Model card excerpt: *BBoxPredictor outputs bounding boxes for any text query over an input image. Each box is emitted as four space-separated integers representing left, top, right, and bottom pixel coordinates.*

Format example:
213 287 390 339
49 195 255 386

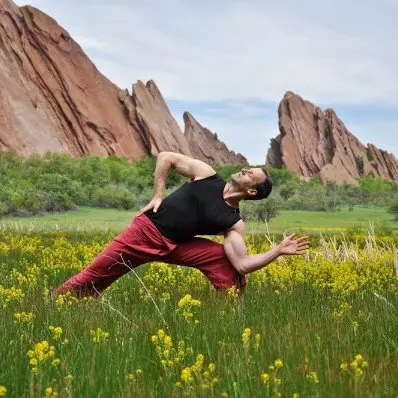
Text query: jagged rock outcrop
120 81 191 157
184 112 248 166
0 0 193 160
266 92 398 184
0 0 147 159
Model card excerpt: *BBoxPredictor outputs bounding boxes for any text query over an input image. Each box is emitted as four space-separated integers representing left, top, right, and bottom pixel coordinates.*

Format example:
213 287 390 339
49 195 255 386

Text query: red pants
53 214 246 297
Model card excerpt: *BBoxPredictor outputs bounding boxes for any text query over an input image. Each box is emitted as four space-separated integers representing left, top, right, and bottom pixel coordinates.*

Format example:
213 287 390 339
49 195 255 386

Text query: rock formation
0 0 147 160
266 92 398 184
1 0 244 165
120 81 191 157
183 112 248 166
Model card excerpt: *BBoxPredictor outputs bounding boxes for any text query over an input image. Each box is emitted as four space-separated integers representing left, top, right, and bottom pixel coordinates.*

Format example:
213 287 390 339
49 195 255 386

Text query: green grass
0 207 135 232
0 231 397 397
268 207 398 233
0 206 396 234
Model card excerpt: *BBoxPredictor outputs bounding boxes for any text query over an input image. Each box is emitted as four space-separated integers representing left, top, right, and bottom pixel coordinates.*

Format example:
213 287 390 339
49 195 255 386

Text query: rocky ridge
266 92 398 184
183 112 248 166
0 0 243 165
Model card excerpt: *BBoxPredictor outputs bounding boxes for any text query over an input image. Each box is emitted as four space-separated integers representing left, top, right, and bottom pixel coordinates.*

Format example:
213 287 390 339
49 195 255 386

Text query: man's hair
245 167 273 201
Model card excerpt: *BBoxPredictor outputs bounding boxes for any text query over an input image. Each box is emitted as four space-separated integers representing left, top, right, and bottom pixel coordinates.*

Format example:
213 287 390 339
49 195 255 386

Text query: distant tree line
0 152 397 219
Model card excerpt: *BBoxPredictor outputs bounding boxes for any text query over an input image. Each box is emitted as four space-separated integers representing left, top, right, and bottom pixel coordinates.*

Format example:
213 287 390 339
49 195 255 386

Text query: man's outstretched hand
277 234 310 255
136 197 163 216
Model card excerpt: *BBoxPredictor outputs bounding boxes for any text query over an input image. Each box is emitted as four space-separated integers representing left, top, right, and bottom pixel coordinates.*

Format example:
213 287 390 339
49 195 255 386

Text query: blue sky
15 0 398 164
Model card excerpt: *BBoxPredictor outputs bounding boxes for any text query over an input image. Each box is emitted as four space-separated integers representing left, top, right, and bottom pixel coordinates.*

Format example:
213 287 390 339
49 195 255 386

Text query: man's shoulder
226 219 245 235
192 172 220 182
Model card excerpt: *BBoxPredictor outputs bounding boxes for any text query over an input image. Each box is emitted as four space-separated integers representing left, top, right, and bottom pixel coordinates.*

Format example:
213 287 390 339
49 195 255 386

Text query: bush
215 165 242 181
91 185 136 209
374 220 394 235
1 151 397 216
0 201 8 216
241 197 281 222
268 167 299 186
278 181 299 201
388 200 398 221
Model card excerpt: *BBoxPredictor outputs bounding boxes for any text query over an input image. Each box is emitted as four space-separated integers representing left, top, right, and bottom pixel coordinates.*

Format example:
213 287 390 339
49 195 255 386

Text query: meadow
0 208 398 397
1 206 397 234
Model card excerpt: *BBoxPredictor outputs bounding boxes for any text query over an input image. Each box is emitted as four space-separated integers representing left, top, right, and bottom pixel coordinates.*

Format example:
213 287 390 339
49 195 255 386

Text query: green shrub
374 220 393 236
1 151 397 216
91 185 136 210
0 201 8 216
388 200 398 221
241 197 281 222
215 165 242 181
267 166 299 186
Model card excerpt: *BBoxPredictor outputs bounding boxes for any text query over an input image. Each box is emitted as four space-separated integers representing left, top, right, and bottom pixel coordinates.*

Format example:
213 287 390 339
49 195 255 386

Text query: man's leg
164 238 246 291
52 214 176 298
52 238 142 297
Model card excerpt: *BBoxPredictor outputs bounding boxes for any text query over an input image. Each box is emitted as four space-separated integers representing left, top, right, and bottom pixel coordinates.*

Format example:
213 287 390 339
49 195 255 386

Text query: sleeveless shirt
145 174 241 242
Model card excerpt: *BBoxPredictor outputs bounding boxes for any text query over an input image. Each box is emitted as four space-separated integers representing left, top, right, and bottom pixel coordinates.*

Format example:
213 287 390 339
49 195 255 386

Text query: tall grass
0 229 397 397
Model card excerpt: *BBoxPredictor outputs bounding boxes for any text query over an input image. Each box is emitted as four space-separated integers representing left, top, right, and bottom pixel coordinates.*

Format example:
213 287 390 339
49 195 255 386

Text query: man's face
231 167 267 190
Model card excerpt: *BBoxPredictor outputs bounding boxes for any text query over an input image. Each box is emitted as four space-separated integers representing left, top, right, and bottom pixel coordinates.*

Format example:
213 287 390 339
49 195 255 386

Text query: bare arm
224 220 310 275
137 152 215 215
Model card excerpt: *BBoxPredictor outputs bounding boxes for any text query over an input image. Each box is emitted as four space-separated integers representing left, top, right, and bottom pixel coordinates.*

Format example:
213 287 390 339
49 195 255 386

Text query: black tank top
145 174 241 242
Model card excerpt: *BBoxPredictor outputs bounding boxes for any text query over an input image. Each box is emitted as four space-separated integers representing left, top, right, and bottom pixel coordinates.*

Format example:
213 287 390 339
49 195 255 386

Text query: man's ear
247 188 257 197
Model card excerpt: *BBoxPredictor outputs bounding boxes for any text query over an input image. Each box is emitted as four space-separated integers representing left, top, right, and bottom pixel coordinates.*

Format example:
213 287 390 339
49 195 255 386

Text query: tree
241 197 280 223
388 200 398 221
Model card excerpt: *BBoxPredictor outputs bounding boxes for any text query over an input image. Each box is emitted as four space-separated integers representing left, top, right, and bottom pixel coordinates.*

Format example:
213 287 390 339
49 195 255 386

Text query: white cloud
18 0 398 105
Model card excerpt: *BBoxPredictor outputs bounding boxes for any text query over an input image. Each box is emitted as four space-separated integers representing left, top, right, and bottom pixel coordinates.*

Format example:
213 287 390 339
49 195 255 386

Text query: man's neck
223 182 244 208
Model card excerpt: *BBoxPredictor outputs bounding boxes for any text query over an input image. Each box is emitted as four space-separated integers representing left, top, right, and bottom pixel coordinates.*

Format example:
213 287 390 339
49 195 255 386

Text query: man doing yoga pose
53 152 309 297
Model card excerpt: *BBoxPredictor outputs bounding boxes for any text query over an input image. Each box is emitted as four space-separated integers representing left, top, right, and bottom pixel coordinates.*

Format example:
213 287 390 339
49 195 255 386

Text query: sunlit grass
0 206 396 234
0 229 397 396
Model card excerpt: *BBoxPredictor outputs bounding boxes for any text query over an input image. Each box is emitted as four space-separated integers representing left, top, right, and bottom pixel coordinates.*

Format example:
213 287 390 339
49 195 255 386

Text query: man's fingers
297 242 310 248
287 233 296 240
153 202 162 213
297 236 309 243
297 244 310 250
137 204 152 216
295 250 309 255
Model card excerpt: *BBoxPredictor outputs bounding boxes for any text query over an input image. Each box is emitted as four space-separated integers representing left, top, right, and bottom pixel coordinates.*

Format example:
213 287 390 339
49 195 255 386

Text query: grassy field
0 206 396 234
0 229 397 397
0 207 397 396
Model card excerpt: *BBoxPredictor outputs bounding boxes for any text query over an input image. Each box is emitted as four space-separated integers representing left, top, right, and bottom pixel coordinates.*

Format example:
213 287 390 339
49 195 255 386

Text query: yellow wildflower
13 312 35 324
45 387 58 397
306 371 319 384
340 362 348 372
90 328 110 344
261 372 270 384
242 328 251 349
49 326 63 340
208 363 216 373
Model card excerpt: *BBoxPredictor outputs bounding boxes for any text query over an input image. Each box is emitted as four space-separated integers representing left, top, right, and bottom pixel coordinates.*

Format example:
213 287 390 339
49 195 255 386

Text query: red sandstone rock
266 92 398 184
120 80 192 157
0 0 150 159
0 0 194 161
183 112 248 166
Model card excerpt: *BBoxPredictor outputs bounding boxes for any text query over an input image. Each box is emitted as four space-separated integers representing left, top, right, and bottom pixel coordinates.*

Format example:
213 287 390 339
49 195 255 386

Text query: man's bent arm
137 152 215 215
153 152 215 198
224 221 310 275
224 225 281 275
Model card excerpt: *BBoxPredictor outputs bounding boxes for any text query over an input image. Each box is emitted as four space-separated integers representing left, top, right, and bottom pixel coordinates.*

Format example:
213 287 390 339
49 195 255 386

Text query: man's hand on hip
136 197 163 216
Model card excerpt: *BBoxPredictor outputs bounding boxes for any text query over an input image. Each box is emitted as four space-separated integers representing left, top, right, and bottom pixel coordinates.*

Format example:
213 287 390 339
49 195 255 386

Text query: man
53 152 309 297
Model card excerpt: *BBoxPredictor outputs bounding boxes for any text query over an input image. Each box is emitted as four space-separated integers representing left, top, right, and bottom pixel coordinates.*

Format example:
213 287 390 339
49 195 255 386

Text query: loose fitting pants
53 214 246 297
